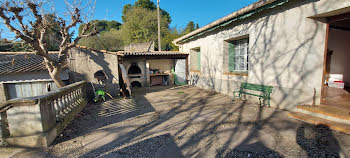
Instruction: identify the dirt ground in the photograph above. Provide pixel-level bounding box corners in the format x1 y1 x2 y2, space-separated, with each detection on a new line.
5 85 350 158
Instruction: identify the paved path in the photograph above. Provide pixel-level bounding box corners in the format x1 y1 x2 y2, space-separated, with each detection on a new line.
4 86 350 157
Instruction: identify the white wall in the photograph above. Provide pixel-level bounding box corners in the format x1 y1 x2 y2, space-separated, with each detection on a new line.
328 29 350 83
180 0 350 110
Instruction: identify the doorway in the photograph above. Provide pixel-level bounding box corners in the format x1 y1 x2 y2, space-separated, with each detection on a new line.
322 12 350 108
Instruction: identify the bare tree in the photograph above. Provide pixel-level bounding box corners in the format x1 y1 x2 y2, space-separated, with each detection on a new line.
0 0 97 87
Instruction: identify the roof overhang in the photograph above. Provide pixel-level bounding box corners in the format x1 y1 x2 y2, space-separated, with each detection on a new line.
172 0 289 45
117 51 188 60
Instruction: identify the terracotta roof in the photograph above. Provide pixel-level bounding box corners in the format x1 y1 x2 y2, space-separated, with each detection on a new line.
117 51 188 56
0 52 58 74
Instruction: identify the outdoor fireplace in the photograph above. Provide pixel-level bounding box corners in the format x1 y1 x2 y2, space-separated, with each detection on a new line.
128 63 142 75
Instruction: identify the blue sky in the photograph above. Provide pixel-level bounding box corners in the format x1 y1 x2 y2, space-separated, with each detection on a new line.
1 0 257 39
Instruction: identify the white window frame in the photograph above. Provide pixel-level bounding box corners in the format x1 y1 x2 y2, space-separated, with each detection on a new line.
233 39 249 71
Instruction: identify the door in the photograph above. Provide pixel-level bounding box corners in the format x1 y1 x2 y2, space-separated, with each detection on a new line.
175 59 187 85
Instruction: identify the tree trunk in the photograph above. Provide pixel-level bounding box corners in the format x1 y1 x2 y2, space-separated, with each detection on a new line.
49 68 65 88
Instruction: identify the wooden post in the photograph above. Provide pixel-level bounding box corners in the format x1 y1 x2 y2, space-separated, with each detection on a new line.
320 24 330 104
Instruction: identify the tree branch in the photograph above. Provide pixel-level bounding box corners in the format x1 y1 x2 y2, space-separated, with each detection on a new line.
28 3 42 31
0 7 33 42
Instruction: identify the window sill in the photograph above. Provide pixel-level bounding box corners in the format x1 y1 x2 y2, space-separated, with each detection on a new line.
223 72 248 76
190 70 201 73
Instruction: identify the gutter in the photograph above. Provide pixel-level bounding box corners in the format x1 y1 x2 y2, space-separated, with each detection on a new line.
173 0 289 45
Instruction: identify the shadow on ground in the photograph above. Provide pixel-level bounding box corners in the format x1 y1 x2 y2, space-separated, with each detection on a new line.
9 86 350 158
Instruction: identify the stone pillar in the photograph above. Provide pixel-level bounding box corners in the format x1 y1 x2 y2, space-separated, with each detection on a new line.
0 83 9 140
0 83 7 103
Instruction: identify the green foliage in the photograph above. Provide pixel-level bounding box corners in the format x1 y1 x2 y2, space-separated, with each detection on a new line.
78 0 200 52
122 0 171 24
79 20 121 35
0 39 31 52
43 14 63 51
78 28 123 51
134 0 156 10
162 28 180 51
184 21 195 34
121 7 169 46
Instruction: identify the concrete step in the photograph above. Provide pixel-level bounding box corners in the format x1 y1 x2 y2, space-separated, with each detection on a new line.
288 112 350 134
296 105 350 125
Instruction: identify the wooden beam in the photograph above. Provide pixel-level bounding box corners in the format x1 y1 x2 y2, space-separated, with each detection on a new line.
330 25 350 32
327 12 350 23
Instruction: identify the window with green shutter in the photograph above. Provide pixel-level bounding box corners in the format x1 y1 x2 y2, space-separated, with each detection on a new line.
197 50 201 71
190 47 201 72
228 42 235 72
228 38 249 72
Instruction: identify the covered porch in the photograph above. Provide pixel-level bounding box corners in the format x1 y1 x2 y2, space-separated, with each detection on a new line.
290 7 350 134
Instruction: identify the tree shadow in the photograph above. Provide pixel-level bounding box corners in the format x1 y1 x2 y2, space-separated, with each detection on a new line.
13 0 350 157
51 90 156 145
296 123 341 158
100 133 185 158
68 48 119 100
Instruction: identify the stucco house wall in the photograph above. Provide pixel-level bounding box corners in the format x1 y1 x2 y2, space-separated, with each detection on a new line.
68 48 119 99
178 0 350 110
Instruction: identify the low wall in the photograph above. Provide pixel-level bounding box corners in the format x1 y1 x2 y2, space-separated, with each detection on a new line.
0 81 87 147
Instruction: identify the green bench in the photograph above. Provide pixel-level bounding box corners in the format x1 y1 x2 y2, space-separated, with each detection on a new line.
233 82 273 107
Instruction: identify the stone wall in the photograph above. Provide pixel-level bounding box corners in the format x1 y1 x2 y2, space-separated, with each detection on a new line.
179 0 350 110
68 48 119 99
124 41 154 52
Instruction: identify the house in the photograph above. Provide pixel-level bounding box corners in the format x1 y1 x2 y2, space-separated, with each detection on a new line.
67 45 188 99
173 0 350 113
0 52 69 103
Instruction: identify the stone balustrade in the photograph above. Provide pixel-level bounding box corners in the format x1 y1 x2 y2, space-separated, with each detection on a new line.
0 81 87 147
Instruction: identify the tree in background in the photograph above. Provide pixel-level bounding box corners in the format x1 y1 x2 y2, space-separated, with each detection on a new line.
0 39 31 52
0 0 97 87
78 20 123 51
78 0 200 52
121 7 169 47
122 0 171 24
79 28 123 51
184 21 195 34
78 20 121 34
162 27 180 51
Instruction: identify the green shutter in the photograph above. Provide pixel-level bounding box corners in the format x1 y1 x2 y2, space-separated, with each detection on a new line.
197 51 201 70
228 42 235 72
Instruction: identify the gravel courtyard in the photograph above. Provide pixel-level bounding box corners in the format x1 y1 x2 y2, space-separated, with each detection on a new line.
6 86 350 158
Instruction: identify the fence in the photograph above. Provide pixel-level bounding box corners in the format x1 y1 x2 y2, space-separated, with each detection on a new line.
0 81 87 147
